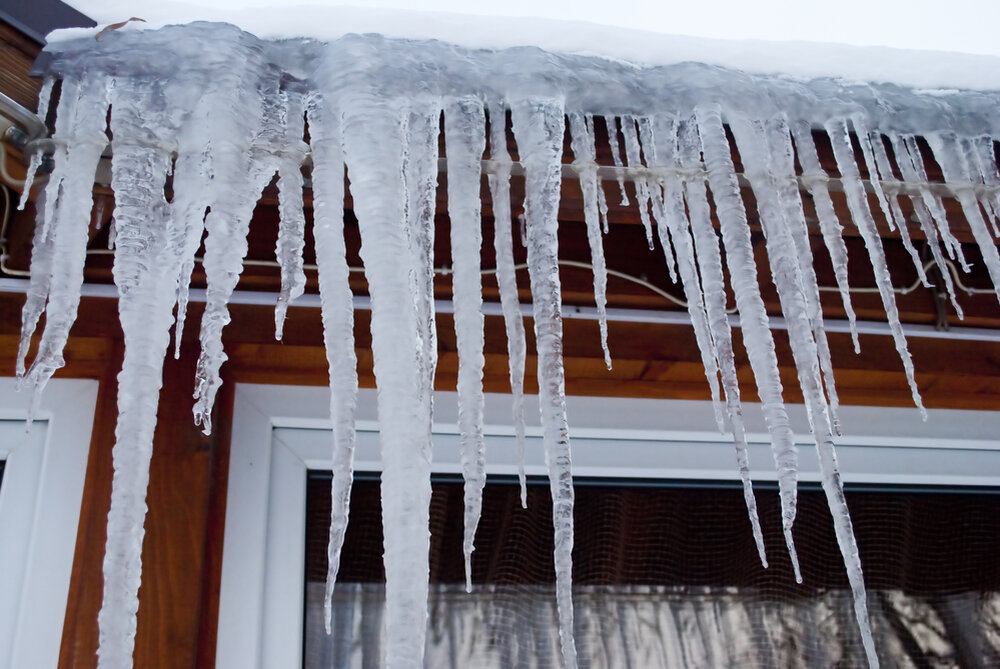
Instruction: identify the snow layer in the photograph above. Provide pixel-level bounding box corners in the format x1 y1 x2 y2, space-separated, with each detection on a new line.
52 2 1000 91
23 20 1000 669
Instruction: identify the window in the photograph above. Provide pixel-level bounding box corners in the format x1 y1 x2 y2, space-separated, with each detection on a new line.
217 384 1000 667
0 378 97 669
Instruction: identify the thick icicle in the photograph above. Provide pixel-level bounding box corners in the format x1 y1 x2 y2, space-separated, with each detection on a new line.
444 97 488 593
274 90 309 340
191 71 278 434
676 116 768 570
695 105 802 581
567 111 613 370
307 100 361 633
20 73 109 413
98 75 184 669
642 114 724 432
605 116 630 206
620 115 656 249
340 96 431 669
488 102 529 507
925 132 1000 306
731 118 882 654
825 118 926 417
790 122 860 351
888 133 964 317
761 115 842 434
510 98 578 669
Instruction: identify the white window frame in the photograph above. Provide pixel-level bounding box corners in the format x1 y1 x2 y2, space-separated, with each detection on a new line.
216 382 1000 668
0 377 98 669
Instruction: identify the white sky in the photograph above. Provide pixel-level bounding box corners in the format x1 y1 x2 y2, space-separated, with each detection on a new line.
66 0 1000 57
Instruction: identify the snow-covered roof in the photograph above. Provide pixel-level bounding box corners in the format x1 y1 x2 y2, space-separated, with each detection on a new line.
50 1 1000 91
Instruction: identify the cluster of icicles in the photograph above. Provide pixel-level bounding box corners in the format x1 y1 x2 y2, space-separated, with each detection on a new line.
19 23 1000 669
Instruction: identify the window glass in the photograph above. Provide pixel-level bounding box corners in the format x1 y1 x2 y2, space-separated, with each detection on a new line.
304 474 1000 668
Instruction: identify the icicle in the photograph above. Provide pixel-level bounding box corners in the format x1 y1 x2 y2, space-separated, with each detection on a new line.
967 136 1000 237
308 100 360 634
733 116 878 630
444 96 488 593
20 73 109 416
826 118 926 418
620 115 655 249
643 114 724 431
761 115 842 434
18 76 55 209
888 133 964 317
790 122 860 352
900 135 969 271
488 102 529 507
97 75 183 669
866 129 929 287
851 115 898 233
637 116 678 282
925 132 1000 307
567 111 612 370
340 97 431 668
676 116 768 571
605 116 630 206
695 105 802 581
274 90 309 340
510 98 577 669
16 192 53 378
191 76 280 434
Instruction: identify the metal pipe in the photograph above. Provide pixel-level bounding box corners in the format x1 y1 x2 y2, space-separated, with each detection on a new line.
1 276 998 342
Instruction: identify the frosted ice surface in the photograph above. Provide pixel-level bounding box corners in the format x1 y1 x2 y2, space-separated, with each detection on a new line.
27 23 1000 668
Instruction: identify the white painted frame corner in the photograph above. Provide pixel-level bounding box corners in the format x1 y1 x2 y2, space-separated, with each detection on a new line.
0 377 98 669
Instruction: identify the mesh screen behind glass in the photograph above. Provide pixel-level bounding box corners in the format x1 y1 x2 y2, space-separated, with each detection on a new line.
304 475 1000 668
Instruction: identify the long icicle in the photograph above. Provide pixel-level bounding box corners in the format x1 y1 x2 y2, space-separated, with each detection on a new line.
274 90 309 340
510 97 578 669
643 114 724 431
488 102 529 507
789 122 860 352
444 96 488 593
825 118 926 418
340 95 431 668
308 99 360 634
764 115 842 434
21 73 109 417
98 75 184 669
696 105 802 581
888 133 964 317
567 111 613 370
925 132 1000 306
676 116 768 570
730 115 877 661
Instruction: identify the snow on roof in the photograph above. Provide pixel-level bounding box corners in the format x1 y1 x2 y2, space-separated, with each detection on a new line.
50 1 1000 91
